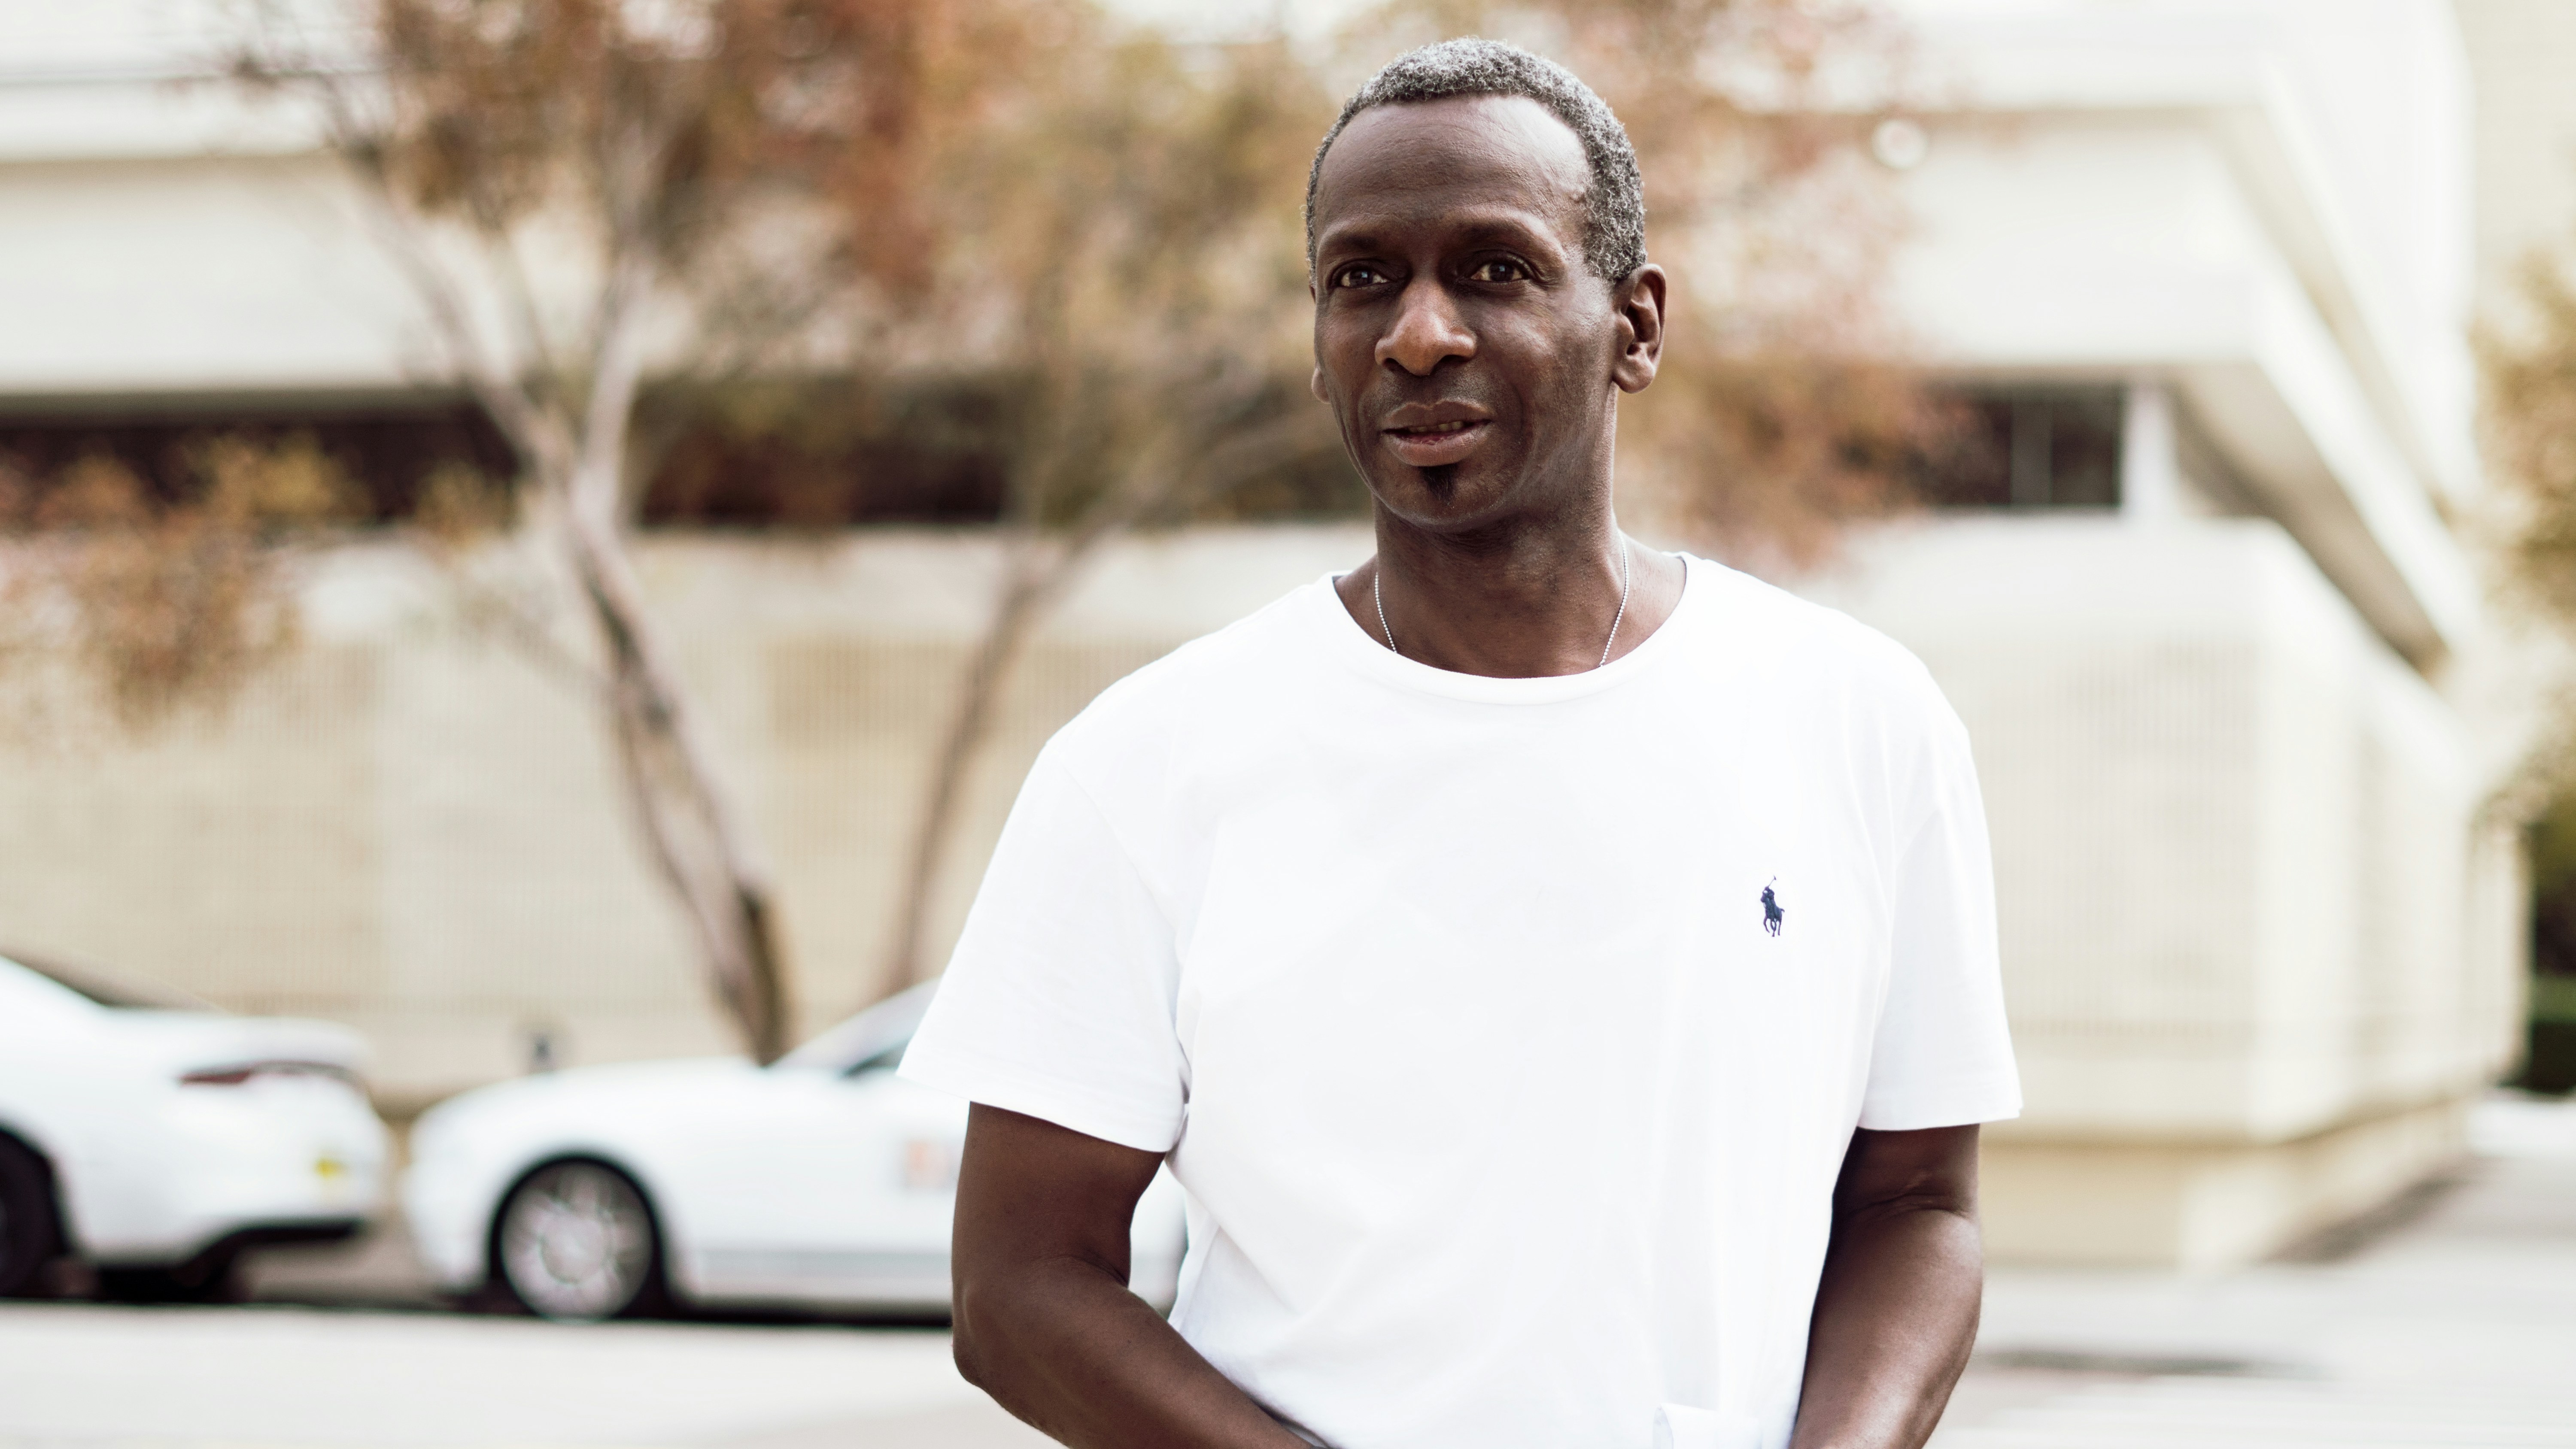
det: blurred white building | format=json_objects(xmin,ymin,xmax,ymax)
[
  {"xmin": 1838, "ymin": 0, "xmax": 2525, "ymax": 1268},
  {"xmin": 0, "ymin": 0, "xmax": 2562, "ymax": 1266}
]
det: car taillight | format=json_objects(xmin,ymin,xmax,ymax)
[
  {"xmin": 901, "ymin": 1138, "xmax": 960, "ymax": 1192},
  {"xmin": 179, "ymin": 1061, "xmax": 362, "ymax": 1088}
]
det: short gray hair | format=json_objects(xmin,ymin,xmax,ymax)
[{"xmin": 1304, "ymin": 38, "xmax": 1646, "ymax": 282}]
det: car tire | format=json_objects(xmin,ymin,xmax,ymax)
[
  {"xmin": 493, "ymin": 1159, "xmax": 666, "ymax": 1322},
  {"xmin": 95, "ymin": 1243, "xmax": 244, "ymax": 1305},
  {"xmin": 0, "ymin": 1135, "xmax": 62, "ymax": 1298}
]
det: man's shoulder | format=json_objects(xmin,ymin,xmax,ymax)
[
  {"xmin": 1676, "ymin": 557, "xmax": 1968, "ymax": 776},
  {"xmin": 1688, "ymin": 557, "xmax": 1943, "ymax": 701},
  {"xmin": 1048, "ymin": 577, "xmax": 1330, "ymax": 762}
]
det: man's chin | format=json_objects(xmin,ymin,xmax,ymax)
[{"xmin": 1367, "ymin": 466, "xmax": 1527, "ymax": 533}]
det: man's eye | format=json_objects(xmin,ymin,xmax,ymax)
[
  {"xmin": 1468, "ymin": 259, "xmax": 1531, "ymax": 283},
  {"xmin": 1334, "ymin": 265, "xmax": 1389, "ymax": 289}
]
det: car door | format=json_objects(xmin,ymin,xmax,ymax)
[{"xmin": 677, "ymin": 1048, "xmax": 967, "ymax": 1307}]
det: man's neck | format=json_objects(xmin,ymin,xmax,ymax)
[{"xmin": 1337, "ymin": 506, "xmax": 1686, "ymax": 679}]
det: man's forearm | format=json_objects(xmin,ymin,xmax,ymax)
[
  {"xmin": 1790, "ymin": 1125, "xmax": 1988, "ymax": 1449},
  {"xmin": 951, "ymin": 1105, "xmax": 1309, "ymax": 1449},
  {"xmin": 954, "ymin": 1254, "xmax": 1308, "ymax": 1449},
  {"xmin": 1787, "ymin": 1201, "xmax": 1983, "ymax": 1449}
]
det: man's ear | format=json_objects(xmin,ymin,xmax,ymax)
[
  {"xmin": 1611, "ymin": 263, "xmax": 1668, "ymax": 395},
  {"xmin": 1308, "ymin": 275, "xmax": 1327, "ymax": 403}
]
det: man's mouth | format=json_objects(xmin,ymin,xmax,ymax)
[{"xmin": 1380, "ymin": 413, "xmax": 1492, "ymax": 467}]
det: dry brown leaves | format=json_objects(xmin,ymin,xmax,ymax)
[
  {"xmin": 2483, "ymin": 252, "xmax": 2576, "ymax": 631},
  {"xmin": 0, "ymin": 434, "xmax": 366, "ymax": 734}
]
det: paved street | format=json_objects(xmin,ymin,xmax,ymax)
[
  {"xmin": 0, "ymin": 1304, "xmax": 1046, "ymax": 1449},
  {"xmin": 1935, "ymin": 1094, "xmax": 2576, "ymax": 1448},
  {"xmin": 3, "ymin": 1096, "xmax": 2570, "ymax": 1449}
]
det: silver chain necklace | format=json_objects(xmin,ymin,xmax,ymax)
[{"xmin": 1373, "ymin": 536, "xmax": 1634, "ymax": 670}]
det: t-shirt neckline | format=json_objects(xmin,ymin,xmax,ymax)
[{"xmin": 1310, "ymin": 553, "xmax": 1707, "ymax": 704}]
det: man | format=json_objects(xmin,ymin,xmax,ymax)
[{"xmin": 900, "ymin": 37, "xmax": 2018, "ymax": 1449}]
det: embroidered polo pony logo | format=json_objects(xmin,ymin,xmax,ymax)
[{"xmin": 1760, "ymin": 879, "xmax": 1786, "ymax": 937}]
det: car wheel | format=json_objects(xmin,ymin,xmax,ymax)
[
  {"xmin": 0, "ymin": 1136, "xmax": 62, "ymax": 1298},
  {"xmin": 494, "ymin": 1160, "xmax": 664, "ymax": 1321}
]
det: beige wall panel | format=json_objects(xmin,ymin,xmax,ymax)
[
  {"xmin": 0, "ymin": 646, "xmax": 381, "ymax": 1014},
  {"xmin": 2349, "ymin": 648, "xmax": 2478, "ymax": 1110},
  {"xmin": 1816, "ymin": 515, "xmax": 2490, "ymax": 1149},
  {"xmin": 1983, "ymin": 1099, "xmax": 2468, "ymax": 1270},
  {"xmin": 371, "ymin": 630, "xmax": 725, "ymax": 1095},
  {"xmin": 2241, "ymin": 573, "xmax": 2367, "ymax": 1140},
  {"xmin": 763, "ymin": 637, "xmax": 1170, "ymax": 1032}
]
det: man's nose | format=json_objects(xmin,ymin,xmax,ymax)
[{"xmin": 1376, "ymin": 277, "xmax": 1475, "ymax": 376}]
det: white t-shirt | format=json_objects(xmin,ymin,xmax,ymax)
[{"xmin": 902, "ymin": 555, "xmax": 2019, "ymax": 1449}]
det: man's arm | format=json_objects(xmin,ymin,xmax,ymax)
[
  {"xmin": 1790, "ymin": 1124, "xmax": 1985, "ymax": 1449},
  {"xmin": 950, "ymin": 1103, "xmax": 1309, "ymax": 1449}
]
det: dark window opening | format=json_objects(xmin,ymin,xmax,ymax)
[
  {"xmin": 638, "ymin": 378, "xmax": 1011, "ymax": 528},
  {"xmin": 0, "ymin": 403, "xmax": 515, "ymax": 523},
  {"xmin": 635, "ymin": 376, "xmax": 1367, "ymax": 530},
  {"xmin": 0, "ymin": 379, "xmax": 1371, "ymax": 533},
  {"xmin": 1923, "ymin": 387, "xmax": 2124, "ymax": 510}
]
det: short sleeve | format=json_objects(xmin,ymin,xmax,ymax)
[
  {"xmin": 1857, "ymin": 703, "xmax": 2022, "ymax": 1131},
  {"xmin": 899, "ymin": 746, "xmax": 1187, "ymax": 1153}
]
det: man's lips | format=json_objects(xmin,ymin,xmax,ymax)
[{"xmin": 1380, "ymin": 415, "xmax": 1492, "ymax": 468}]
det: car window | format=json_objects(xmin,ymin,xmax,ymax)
[
  {"xmin": 777, "ymin": 979, "xmax": 939, "ymax": 1073},
  {"xmin": 2, "ymin": 951, "xmax": 213, "ymax": 1011},
  {"xmin": 844, "ymin": 1038, "xmax": 911, "ymax": 1077}
]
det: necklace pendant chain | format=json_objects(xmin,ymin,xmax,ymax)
[
  {"xmin": 1374, "ymin": 565, "xmax": 1398, "ymax": 658},
  {"xmin": 1598, "ymin": 536, "xmax": 1633, "ymax": 670},
  {"xmin": 1372, "ymin": 535, "xmax": 1636, "ymax": 671}
]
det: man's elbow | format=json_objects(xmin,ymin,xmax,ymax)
[
  {"xmin": 950, "ymin": 1267, "xmax": 1004, "ymax": 1391},
  {"xmin": 1836, "ymin": 1125, "xmax": 1985, "ymax": 1231},
  {"xmin": 952, "ymin": 1322, "xmax": 988, "ymax": 1392}
]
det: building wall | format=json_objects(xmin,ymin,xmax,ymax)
[
  {"xmin": 1813, "ymin": 515, "xmax": 2519, "ymax": 1263},
  {"xmin": 0, "ymin": 521, "xmax": 2522, "ymax": 1267},
  {"xmin": 1889, "ymin": 97, "xmax": 2477, "ymax": 666},
  {"xmin": 0, "ymin": 153, "xmax": 426, "ymax": 398},
  {"xmin": 2459, "ymin": 0, "xmax": 2576, "ymax": 311},
  {"xmin": 1818, "ymin": 518, "xmax": 2519, "ymax": 1112}
]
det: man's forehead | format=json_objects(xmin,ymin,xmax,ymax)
[{"xmin": 1312, "ymin": 94, "xmax": 1590, "ymax": 243}]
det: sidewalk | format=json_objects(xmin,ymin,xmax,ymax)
[
  {"xmin": 1934, "ymin": 1094, "xmax": 2576, "ymax": 1447},
  {"xmin": 3, "ymin": 1096, "xmax": 2568, "ymax": 1449}
]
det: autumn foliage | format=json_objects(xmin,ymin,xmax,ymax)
[
  {"xmin": 0, "ymin": 434, "xmax": 365, "ymax": 731},
  {"xmin": 2483, "ymin": 253, "xmax": 2576, "ymax": 632}
]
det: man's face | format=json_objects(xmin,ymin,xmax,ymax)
[{"xmin": 1308, "ymin": 94, "xmax": 1660, "ymax": 534}]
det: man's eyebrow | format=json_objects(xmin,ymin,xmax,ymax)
[
  {"xmin": 1313, "ymin": 207, "xmax": 1568, "ymax": 258},
  {"xmin": 1443, "ymin": 214, "xmax": 1560, "ymax": 252},
  {"xmin": 1312, "ymin": 224, "xmax": 1385, "ymax": 260}
]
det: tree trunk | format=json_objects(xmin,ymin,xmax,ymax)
[
  {"xmin": 325, "ymin": 105, "xmax": 800, "ymax": 1062},
  {"xmin": 555, "ymin": 262, "xmax": 796, "ymax": 1062},
  {"xmin": 574, "ymin": 535, "xmax": 797, "ymax": 1062}
]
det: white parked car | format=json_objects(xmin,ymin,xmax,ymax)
[
  {"xmin": 404, "ymin": 982, "xmax": 1185, "ymax": 1321},
  {"xmin": 0, "ymin": 951, "xmax": 390, "ymax": 1300}
]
